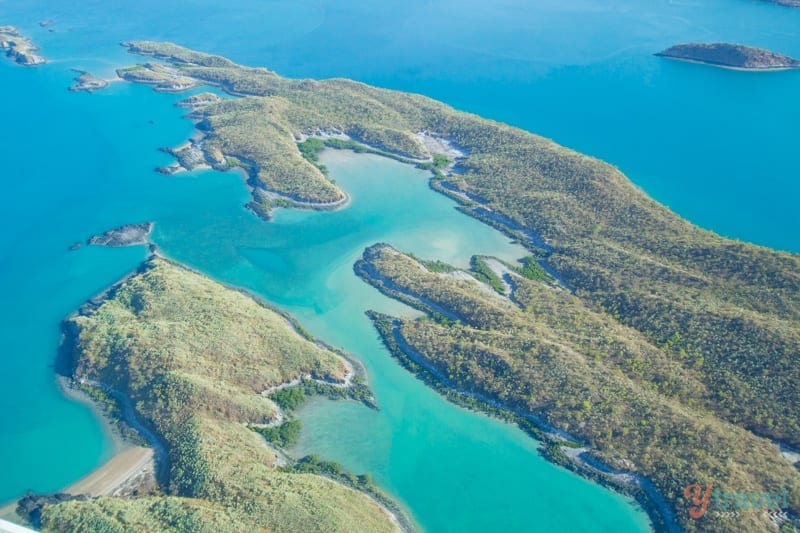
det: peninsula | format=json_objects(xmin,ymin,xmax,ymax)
[
  {"xmin": 656, "ymin": 43, "xmax": 800, "ymax": 70},
  {"xmin": 0, "ymin": 26, "xmax": 46, "ymax": 66},
  {"xmin": 92, "ymin": 41, "xmax": 800, "ymax": 532},
  {"xmin": 22, "ymin": 256, "xmax": 403, "ymax": 532}
]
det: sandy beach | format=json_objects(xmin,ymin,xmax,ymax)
[
  {"xmin": 62, "ymin": 446, "xmax": 153, "ymax": 497},
  {"xmin": 0, "ymin": 446, "xmax": 154, "ymax": 524},
  {"xmin": 0, "ymin": 376, "xmax": 157, "ymax": 528}
]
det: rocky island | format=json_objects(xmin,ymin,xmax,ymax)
[
  {"xmin": 0, "ymin": 26, "xmax": 46, "ymax": 66},
  {"xmin": 21, "ymin": 256, "xmax": 405, "ymax": 532},
  {"xmin": 656, "ymin": 42, "xmax": 800, "ymax": 70},
  {"xmin": 87, "ymin": 223, "xmax": 154, "ymax": 247},
  {"xmin": 69, "ymin": 70, "xmax": 110, "ymax": 92}
]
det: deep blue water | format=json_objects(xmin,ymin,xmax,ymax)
[{"xmin": 1, "ymin": 0, "xmax": 798, "ymax": 530}]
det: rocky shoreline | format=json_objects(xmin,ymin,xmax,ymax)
[
  {"xmin": 0, "ymin": 26, "xmax": 46, "ymax": 66},
  {"xmin": 69, "ymin": 70, "xmax": 111, "ymax": 92},
  {"xmin": 116, "ymin": 44, "xmax": 465, "ymax": 222},
  {"xmin": 366, "ymin": 312, "xmax": 680, "ymax": 533},
  {"xmin": 86, "ymin": 222, "xmax": 153, "ymax": 247},
  {"xmin": 656, "ymin": 43, "xmax": 800, "ymax": 71}
]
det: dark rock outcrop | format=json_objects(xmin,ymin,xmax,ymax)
[{"xmin": 87, "ymin": 222, "xmax": 153, "ymax": 247}]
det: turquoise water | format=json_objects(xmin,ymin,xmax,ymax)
[
  {"xmin": 157, "ymin": 150, "xmax": 650, "ymax": 531},
  {"xmin": 1, "ymin": 0, "xmax": 798, "ymax": 531}
]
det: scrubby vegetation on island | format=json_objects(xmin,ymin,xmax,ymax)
[
  {"xmin": 252, "ymin": 419, "xmax": 302, "ymax": 448},
  {"xmin": 114, "ymin": 42, "xmax": 800, "ymax": 531},
  {"xmin": 656, "ymin": 43, "xmax": 800, "ymax": 70},
  {"xmin": 37, "ymin": 257, "xmax": 399, "ymax": 532},
  {"xmin": 356, "ymin": 244, "xmax": 800, "ymax": 533}
]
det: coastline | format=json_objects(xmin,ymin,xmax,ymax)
[
  {"xmin": 117, "ymin": 46, "xmax": 451, "ymax": 222},
  {"xmin": 656, "ymin": 54, "xmax": 800, "ymax": 72},
  {"xmin": 365, "ymin": 312, "xmax": 679, "ymax": 533},
  {"xmin": 154, "ymin": 121, "xmax": 353, "ymax": 222},
  {"xmin": 0, "ymin": 379, "xmax": 156, "ymax": 526},
  {"xmin": 1, "ymin": 252, "xmax": 398, "ymax": 529}
]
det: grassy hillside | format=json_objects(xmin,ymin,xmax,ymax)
[
  {"xmin": 41, "ymin": 257, "xmax": 398, "ymax": 533},
  {"xmin": 114, "ymin": 42, "xmax": 800, "ymax": 531},
  {"xmin": 356, "ymin": 244, "xmax": 799, "ymax": 533}
]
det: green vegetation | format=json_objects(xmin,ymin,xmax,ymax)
[
  {"xmin": 288, "ymin": 456, "xmax": 375, "ymax": 494},
  {"xmin": 323, "ymin": 137, "xmax": 370, "ymax": 153},
  {"xmin": 270, "ymin": 377, "xmax": 376, "ymax": 411},
  {"xmin": 516, "ymin": 256, "xmax": 552, "ymax": 283},
  {"xmin": 470, "ymin": 256, "xmax": 506, "ymax": 294},
  {"xmin": 270, "ymin": 386, "xmax": 306, "ymax": 411},
  {"xmin": 115, "ymin": 42, "xmax": 800, "ymax": 531},
  {"xmin": 358, "ymin": 245, "xmax": 800, "ymax": 533},
  {"xmin": 406, "ymin": 252, "xmax": 457, "ymax": 274},
  {"xmin": 297, "ymin": 138, "xmax": 329, "ymax": 175},
  {"xmin": 42, "ymin": 257, "xmax": 398, "ymax": 532},
  {"xmin": 417, "ymin": 154, "xmax": 450, "ymax": 178},
  {"xmin": 252, "ymin": 419, "xmax": 302, "ymax": 448},
  {"xmin": 298, "ymin": 137, "xmax": 325, "ymax": 162},
  {"xmin": 282, "ymin": 455, "xmax": 410, "ymax": 530}
]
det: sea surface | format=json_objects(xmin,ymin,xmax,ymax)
[{"xmin": 1, "ymin": 0, "xmax": 798, "ymax": 531}]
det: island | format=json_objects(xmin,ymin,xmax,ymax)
[
  {"xmin": 0, "ymin": 26, "xmax": 46, "ymax": 66},
  {"xmin": 61, "ymin": 41, "xmax": 799, "ymax": 533},
  {"xmin": 763, "ymin": 0, "xmax": 800, "ymax": 6},
  {"xmin": 656, "ymin": 43, "xmax": 800, "ymax": 71},
  {"xmin": 87, "ymin": 223, "xmax": 154, "ymax": 247},
  {"xmin": 20, "ymin": 256, "xmax": 405, "ymax": 532},
  {"xmin": 69, "ymin": 69, "xmax": 110, "ymax": 92}
]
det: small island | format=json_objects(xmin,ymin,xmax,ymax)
[
  {"xmin": 656, "ymin": 42, "xmax": 800, "ymax": 71},
  {"xmin": 0, "ymin": 26, "xmax": 46, "ymax": 66},
  {"xmin": 87, "ymin": 222, "xmax": 154, "ymax": 247},
  {"xmin": 69, "ymin": 69, "xmax": 110, "ymax": 92}
]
